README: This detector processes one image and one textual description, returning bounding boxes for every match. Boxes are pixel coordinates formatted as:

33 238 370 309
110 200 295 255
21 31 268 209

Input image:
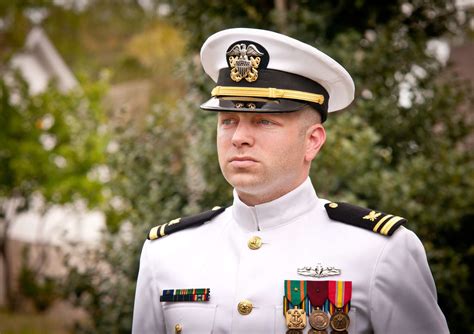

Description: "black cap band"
216 68 329 121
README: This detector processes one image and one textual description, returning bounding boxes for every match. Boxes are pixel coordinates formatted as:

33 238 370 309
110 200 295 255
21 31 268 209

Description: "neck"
236 177 308 206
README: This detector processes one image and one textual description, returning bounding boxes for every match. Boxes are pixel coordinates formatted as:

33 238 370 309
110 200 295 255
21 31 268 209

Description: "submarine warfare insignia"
297 264 341 278
226 43 264 83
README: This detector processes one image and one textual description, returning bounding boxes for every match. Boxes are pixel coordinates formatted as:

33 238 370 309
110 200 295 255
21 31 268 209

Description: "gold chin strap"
211 86 325 105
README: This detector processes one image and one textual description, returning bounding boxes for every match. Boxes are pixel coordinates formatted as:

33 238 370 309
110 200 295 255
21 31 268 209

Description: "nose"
231 121 254 148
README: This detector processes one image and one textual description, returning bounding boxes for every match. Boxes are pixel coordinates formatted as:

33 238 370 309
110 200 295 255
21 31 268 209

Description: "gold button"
238 299 253 315
175 324 182 333
329 203 338 208
248 236 262 250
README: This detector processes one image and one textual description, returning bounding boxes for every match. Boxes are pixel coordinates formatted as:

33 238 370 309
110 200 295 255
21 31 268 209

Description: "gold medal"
286 306 307 330
329 309 350 332
309 308 329 331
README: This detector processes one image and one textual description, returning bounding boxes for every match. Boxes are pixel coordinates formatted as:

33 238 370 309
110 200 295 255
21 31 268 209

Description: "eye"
221 118 237 126
257 119 274 125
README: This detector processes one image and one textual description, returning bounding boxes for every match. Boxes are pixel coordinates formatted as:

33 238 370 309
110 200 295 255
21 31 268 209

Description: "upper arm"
132 240 166 334
369 228 449 334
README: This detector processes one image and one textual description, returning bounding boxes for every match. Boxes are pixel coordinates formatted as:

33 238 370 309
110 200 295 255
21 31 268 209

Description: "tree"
0 72 109 310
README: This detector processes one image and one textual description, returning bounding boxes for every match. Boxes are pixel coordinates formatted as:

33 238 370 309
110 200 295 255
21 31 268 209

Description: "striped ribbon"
283 297 310 316
328 280 352 314
160 288 210 302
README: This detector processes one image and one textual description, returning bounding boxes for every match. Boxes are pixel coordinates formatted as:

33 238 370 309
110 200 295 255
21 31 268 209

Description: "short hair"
298 105 322 134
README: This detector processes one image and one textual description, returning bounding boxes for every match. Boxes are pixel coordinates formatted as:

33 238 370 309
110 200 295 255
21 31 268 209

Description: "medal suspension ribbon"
328 281 351 314
328 280 352 333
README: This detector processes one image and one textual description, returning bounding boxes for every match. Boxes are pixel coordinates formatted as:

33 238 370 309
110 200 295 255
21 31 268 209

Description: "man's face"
217 111 319 205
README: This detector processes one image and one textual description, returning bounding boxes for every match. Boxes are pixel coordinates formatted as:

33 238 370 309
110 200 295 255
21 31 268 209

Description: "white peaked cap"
200 28 355 117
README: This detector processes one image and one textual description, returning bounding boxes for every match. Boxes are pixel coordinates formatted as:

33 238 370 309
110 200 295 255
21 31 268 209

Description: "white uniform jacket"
132 178 449 334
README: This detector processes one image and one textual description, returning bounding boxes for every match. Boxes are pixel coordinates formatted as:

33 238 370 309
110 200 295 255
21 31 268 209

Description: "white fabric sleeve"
132 240 166 334
370 227 449 334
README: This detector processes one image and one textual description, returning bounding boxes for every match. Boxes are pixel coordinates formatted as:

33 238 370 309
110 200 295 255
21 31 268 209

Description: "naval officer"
132 28 449 334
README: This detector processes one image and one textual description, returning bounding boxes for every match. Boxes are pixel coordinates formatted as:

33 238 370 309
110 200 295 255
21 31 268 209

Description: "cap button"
238 299 253 315
248 236 262 250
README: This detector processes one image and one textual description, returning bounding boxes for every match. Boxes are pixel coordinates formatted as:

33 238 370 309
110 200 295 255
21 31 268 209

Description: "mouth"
230 156 257 162
229 156 258 168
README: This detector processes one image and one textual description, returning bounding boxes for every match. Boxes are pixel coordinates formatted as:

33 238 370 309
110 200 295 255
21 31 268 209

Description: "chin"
224 172 265 192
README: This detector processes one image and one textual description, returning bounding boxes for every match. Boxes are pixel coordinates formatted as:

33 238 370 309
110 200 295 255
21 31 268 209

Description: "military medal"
329 310 350 333
328 281 352 332
284 280 308 333
307 281 330 333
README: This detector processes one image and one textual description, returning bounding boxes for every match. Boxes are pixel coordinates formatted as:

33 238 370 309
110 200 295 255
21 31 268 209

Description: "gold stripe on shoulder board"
168 218 181 226
149 226 159 240
381 216 404 235
372 214 393 232
159 223 168 237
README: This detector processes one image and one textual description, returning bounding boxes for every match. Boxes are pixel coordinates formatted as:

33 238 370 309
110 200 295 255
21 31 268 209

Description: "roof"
10 26 78 94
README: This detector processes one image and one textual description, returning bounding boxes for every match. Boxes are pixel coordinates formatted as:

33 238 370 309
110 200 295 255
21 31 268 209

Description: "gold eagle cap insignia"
363 210 382 222
226 43 264 83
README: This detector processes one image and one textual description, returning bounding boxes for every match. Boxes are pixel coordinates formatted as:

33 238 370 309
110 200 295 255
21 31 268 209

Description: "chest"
153 219 382 333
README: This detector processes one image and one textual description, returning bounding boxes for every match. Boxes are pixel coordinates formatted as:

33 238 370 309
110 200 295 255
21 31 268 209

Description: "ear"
304 124 326 162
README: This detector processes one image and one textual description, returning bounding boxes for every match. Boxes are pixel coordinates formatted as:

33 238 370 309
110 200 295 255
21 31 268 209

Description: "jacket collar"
231 177 319 232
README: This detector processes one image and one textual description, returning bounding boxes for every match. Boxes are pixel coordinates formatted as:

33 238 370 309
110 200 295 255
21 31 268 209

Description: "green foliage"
0 69 109 312
0 73 108 206
18 247 58 312
62 237 139 334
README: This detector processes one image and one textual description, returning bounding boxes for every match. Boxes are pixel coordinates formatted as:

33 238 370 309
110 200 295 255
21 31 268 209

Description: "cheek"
216 132 229 163
275 137 306 165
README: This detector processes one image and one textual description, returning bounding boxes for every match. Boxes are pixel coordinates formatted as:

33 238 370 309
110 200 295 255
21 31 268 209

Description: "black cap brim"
200 97 309 113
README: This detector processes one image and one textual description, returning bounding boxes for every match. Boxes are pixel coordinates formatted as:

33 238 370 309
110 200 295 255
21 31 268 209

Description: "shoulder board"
147 206 226 240
324 202 406 237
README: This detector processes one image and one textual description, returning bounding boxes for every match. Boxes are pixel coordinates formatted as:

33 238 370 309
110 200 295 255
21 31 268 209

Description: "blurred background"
0 0 473 333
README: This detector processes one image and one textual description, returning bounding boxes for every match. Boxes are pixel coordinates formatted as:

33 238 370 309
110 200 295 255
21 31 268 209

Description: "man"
132 28 448 334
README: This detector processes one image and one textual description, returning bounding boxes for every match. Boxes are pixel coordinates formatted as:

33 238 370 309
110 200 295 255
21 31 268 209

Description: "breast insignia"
324 202 406 236
147 206 226 240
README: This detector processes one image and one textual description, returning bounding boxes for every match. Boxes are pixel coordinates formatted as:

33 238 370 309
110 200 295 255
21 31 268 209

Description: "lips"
229 156 258 168
230 156 257 162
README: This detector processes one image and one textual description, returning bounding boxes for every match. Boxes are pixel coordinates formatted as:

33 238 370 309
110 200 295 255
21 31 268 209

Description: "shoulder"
146 206 226 241
324 201 407 237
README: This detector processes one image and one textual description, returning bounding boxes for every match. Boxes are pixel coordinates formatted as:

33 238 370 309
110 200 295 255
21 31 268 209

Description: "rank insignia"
160 288 210 302
325 202 407 236
147 206 225 240
226 41 266 83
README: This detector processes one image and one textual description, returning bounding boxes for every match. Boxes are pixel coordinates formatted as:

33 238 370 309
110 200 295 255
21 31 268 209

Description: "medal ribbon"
328 280 352 312
307 281 328 308
285 280 307 305
160 288 210 302
284 280 307 314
